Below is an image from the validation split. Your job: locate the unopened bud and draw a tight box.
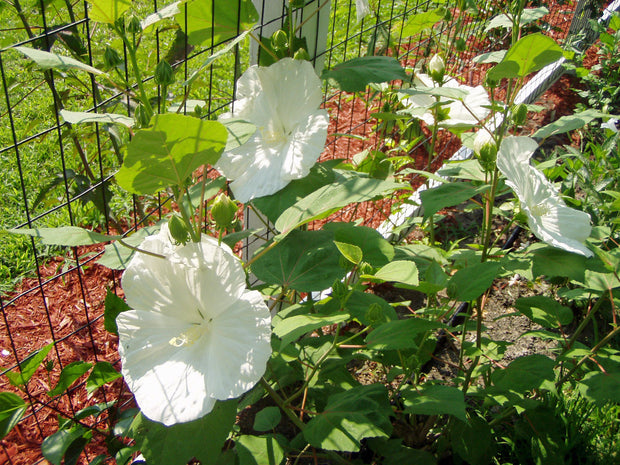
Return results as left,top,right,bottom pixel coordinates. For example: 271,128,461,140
211,193,238,230
473,129,497,173
155,59,175,86
293,47,310,61
271,30,288,52
511,103,528,127
365,303,385,326
168,214,189,245
428,54,445,84
103,46,123,69
126,15,142,34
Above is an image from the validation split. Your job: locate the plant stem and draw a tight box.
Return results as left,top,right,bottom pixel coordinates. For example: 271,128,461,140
117,239,166,259
563,293,607,351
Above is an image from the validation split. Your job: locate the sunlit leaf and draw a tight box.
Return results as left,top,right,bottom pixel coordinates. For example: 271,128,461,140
366,318,444,350
399,7,445,37
88,0,131,24
141,1,183,31
15,46,104,75
322,56,408,92
60,110,134,128
485,7,549,31
447,261,502,302
514,295,573,328
5,344,54,387
0,393,27,440
401,384,466,421
274,313,351,350
236,434,285,465
488,33,563,80
48,362,93,397
6,226,120,246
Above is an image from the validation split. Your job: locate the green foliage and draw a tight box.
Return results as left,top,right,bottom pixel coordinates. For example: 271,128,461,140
321,56,408,92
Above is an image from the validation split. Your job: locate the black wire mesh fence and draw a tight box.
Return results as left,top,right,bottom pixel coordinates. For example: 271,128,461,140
0,1,607,463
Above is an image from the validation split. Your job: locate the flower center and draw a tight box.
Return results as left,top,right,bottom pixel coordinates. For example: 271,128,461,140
261,126,289,145
169,320,211,347
530,203,551,217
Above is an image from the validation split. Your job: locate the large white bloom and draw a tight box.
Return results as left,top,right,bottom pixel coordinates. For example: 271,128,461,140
117,225,272,425
356,0,371,22
215,58,329,203
497,136,593,257
403,73,491,129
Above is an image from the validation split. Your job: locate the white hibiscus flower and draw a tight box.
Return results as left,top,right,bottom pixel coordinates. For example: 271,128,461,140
497,136,593,257
356,0,371,22
216,58,329,203
403,73,491,129
117,225,272,426
601,118,619,133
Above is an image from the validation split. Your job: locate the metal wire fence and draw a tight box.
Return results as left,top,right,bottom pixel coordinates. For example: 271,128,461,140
0,1,608,463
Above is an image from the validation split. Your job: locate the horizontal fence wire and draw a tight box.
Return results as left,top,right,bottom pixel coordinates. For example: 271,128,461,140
0,1,610,464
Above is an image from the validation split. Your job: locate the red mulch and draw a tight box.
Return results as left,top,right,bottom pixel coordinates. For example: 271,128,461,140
0,1,599,463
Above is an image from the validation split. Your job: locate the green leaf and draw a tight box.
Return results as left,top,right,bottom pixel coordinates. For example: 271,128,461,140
367,260,419,286
273,313,350,350
485,7,549,31
366,318,444,350
104,290,131,335
472,50,507,64
235,434,285,465
420,181,486,219
221,117,256,152
401,384,466,421
5,343,54,387
15,46,105,75
530,245,588,281
514,295,573,328
42,425,89,465
451,416,496,465
128,400,236,465
251,230,347,292
275,172,405,236
48,361,93,397
447,261,502,302
86,362,122,397
324,223,394,267
178,0,258,47
533,109,617,139
578,371,620,405
60,110,134,128
322,56,408,92
88,0,131,23
116,114,227,195
492,354,556,393
141,1,182,31
336,290,398,326
304,384,393,452
253,407,282,432
399,7,445,37
334,241,363,265
6,226,120,247
97,225,160,270
0,392,27,440
487,33,564,80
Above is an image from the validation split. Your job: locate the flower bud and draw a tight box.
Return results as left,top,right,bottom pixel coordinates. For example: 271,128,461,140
293,47,310,61
365,303,386,326
511,103,528,127
271,29,288,52
473,128,497,173
428,54,445,84
155,59,175,86
134,103,151,128
211,193,238,230
126,15,142,34
103,46,123,69
168,214,189,245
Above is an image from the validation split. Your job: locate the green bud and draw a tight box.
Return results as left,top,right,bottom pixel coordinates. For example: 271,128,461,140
126,15,142,34
473,129,497,173
211,193,238,230
428,54,445,84
103,46,123,69
511,103,528,127
134,103,151,128
365,303,385,326
293,47,310,61
271,29,288,52
168,214,190,245
155,59,175,86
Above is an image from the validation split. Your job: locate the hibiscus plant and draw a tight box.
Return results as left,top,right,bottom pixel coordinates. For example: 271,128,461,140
2,1,619,464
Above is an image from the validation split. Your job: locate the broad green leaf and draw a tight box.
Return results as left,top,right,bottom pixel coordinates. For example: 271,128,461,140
116,114,227,195
514,295,573,328
399,7,445,37
273,312,350,350
86,362,122,397
275,172,405,236
492,354,556,393
366,260,419,286
472,50,507,64
324,223,394,267
129,400,236,465
581,269,620,292
451,416,496,465
221,117,256,152
325,290,398,326
447,261,502,302
141,1,182,30
304,384,393,452
399,86,469,101
177,0,258,47
6,226,120,246
420,181,486,219
334,241,363,265
437,159,487,182
401,384,466,421
236,434,285,465
533,110,618,139
97,225,161,270
5,343,54,387
103,289,131,335
488,33,564,80
322,56,408,92
221,228,261,249
578,371,620,405
251,230,347,292
74,401,116,421
530,245,588,281
253,407,282,432
485,7,549,31
42,425,89,465
48,361,93,397
89,0,131,23
367,438,437,465
0,392,27,440
15,46,105,75
365,318,444,350
60,110,134,128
